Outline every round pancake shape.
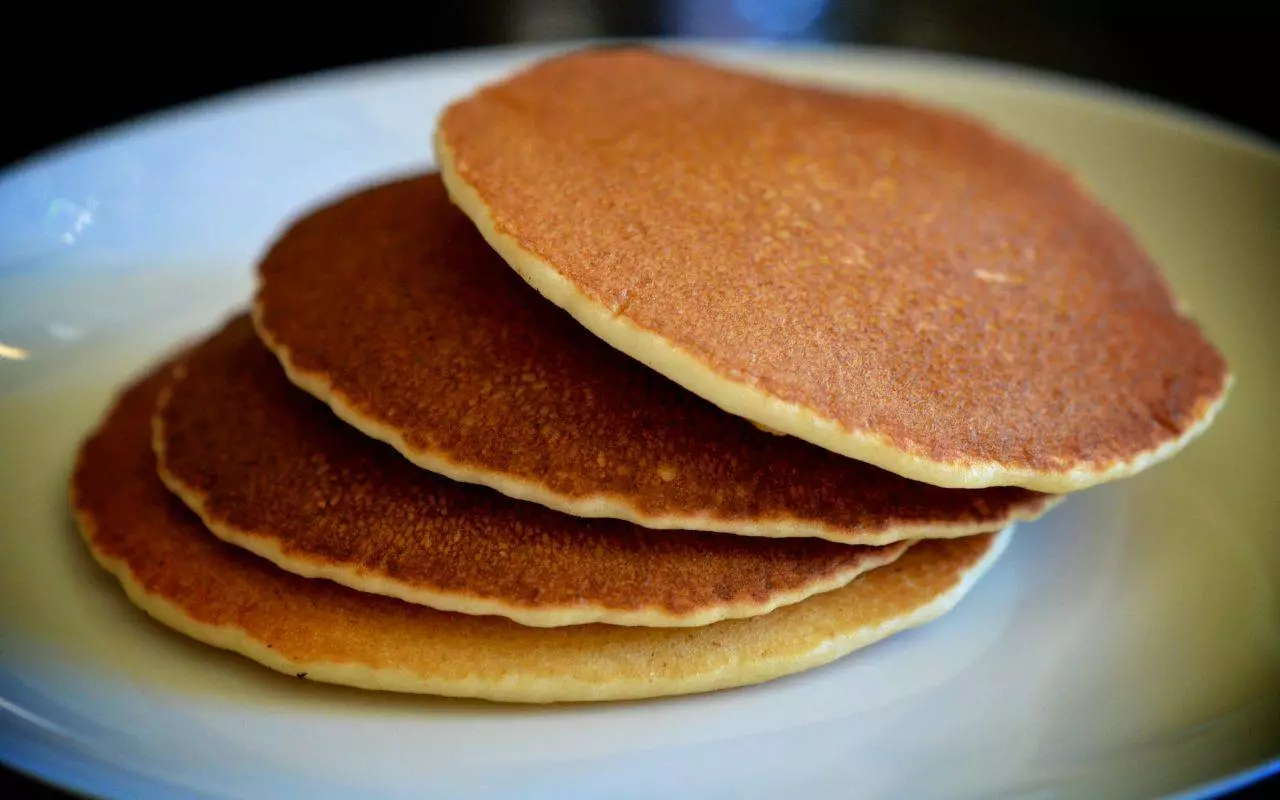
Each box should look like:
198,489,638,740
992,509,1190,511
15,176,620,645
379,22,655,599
435,47,1232,492
154,316,910,628
72,363,1012,703
253,174,1055,544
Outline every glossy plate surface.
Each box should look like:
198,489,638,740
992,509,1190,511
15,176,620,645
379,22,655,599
1,43,1277,799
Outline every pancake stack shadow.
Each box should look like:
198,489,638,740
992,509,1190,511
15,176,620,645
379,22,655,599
70,48,1231,703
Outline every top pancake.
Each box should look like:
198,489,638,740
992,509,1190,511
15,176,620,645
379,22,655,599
435,47,1232,492
254,175,1054,544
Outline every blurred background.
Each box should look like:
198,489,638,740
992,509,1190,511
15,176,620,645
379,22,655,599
1,0,1276,168
2,0,1276,797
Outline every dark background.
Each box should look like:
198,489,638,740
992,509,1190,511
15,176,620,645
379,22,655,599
1,0,1276,168
2,0,1276,796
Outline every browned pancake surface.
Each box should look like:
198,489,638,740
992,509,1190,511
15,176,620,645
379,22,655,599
154,317,907,627
254,175,1051,540
72,362,1005,701
437,48,1230,487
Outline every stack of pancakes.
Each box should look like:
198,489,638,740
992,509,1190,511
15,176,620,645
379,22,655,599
72,49,1230,703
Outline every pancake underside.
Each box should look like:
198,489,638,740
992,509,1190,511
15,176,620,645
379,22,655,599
72,366,1014,702
255,301,1058,547
154,436,913,628
80,509,1011,703
150,321,919,629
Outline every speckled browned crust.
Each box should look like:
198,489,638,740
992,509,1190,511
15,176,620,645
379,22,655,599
436,47,1231,491
154,316,912,628
71,361,1011,702
253,175,1055,543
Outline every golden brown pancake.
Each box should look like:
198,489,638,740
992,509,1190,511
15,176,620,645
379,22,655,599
436,47,1232,492
73,361,1012,702
254,175,1055,543
154,316,910,628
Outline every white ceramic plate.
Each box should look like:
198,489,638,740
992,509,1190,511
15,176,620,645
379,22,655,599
1,43,1277,800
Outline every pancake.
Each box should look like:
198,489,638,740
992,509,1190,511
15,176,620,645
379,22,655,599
72,362,1012,703
154,316,911,628
253,175,1056,544
435,47,1232,492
